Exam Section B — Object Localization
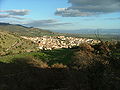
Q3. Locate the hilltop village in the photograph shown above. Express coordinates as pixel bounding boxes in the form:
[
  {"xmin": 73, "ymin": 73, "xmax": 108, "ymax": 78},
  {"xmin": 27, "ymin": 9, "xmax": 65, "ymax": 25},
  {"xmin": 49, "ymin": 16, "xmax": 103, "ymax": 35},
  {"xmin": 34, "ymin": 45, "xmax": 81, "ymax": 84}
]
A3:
[{"xmin": 21, "ymin": 36, "xmax": 100, "ymax": 50}]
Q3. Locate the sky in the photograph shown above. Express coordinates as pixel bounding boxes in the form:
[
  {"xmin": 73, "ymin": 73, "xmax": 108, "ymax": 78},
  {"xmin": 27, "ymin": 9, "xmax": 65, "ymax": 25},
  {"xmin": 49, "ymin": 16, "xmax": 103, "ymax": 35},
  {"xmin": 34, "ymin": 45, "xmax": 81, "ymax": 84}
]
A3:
[{"xmin": 0, "ymin": 0, "xmax": 120, "ymax": 30}]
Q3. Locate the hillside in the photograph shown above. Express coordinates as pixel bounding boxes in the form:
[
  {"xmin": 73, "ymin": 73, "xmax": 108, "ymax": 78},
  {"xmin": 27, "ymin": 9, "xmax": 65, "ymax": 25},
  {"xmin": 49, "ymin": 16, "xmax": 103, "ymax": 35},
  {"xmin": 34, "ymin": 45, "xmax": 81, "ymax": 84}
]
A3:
[
  {"xmin": 0, "ymin": 31, "xmax": 38, "ymax": 55},
  {"xmin": 0, "ymin": 23, "xmax": 54, "ymax": 37},
  {"xmin": 0, "ymin": 41, "xmax": 120, "ymax": 90},
  {"xmin": 0, "ymin": 23, "xmax": 119, "ymax": 41},
  {"xmin": 0, "ymin": 27, "xmax": 120, "ymax": 90}
]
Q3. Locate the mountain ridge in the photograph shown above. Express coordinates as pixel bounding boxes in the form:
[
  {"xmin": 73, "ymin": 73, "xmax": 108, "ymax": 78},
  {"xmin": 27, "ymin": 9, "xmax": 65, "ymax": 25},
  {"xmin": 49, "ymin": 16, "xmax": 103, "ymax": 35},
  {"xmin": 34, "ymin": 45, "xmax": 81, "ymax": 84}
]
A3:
[{"xmin": 0, "ymin": 22, "xmax": 54, "ymax": 37}]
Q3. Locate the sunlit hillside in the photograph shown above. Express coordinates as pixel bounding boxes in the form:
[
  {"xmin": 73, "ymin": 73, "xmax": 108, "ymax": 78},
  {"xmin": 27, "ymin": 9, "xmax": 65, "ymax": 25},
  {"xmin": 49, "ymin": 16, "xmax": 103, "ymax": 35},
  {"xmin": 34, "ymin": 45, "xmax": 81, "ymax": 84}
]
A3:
[{"xmin": 0, "ymin": 31, "xmax": 38, "ymax": 55}]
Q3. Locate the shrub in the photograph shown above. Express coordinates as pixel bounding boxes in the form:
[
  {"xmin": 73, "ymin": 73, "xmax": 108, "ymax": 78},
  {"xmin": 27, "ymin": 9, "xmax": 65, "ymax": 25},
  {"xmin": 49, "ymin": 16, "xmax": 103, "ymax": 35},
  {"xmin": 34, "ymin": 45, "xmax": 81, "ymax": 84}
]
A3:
[
  {"xmin": 79, "ymin": 43, "xmax": 94, "ymax": 52},
  {"xmin": 93, "ymin": 42, "xmax": 110, "ymax": 55},
  {"xmin": 51, "ymin": 63, "xmax": 67, "ymax": 68},
  {"xmin": 13, "ymin": 56, "xmax": 49, "ymax": 68},
  {"xmin": 71, "ymin": 50, "xmax": 95, "ymax": 69}
]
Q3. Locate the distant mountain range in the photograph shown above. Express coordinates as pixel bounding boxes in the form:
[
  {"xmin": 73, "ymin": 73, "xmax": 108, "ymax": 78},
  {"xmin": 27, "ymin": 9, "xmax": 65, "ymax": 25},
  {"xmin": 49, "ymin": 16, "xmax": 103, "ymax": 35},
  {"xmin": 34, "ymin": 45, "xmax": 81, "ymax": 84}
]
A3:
[
  {"xmin": 52, "ymin": 29, "xmax": 120, "ymax": 35},
  {"xmin": 1, "ymin": 22, "xmax": 119, "ymax": 36},
  {"xmin": 0, "ymin": 22, "xmax": 54, "ymax": 37},
  {"xmin": 0, "ymin": 22, "xmax": 119, "ymax": 41}
]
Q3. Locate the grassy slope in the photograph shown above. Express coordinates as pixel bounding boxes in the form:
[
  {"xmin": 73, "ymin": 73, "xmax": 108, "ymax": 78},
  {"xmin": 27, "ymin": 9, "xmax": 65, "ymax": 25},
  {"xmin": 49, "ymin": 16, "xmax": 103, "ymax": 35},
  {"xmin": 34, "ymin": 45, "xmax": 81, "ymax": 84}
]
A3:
[
  {"xmin": 0, "ymin": 31, "xmax": 38, "ymax": 55},
  {"xmin": 0, "ymin": 48, "xmax": 73, "ymax": 65}
]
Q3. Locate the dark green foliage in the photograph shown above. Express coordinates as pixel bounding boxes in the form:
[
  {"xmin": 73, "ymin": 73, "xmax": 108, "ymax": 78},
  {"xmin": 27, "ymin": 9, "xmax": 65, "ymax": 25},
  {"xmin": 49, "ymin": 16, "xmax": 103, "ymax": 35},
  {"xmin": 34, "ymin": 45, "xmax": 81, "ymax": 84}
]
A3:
[{"xmin": 34, "ymin": 49, "xmax": 73, "ymax": 65}]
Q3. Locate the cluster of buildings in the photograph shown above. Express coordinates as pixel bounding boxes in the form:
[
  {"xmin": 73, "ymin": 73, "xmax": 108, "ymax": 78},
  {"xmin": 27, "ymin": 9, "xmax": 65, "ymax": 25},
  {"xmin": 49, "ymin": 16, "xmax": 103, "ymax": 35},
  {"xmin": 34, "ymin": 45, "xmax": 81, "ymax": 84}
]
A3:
[{"xmin": 21, "ymin": 36, "xmax": 100, "ymax": 50}]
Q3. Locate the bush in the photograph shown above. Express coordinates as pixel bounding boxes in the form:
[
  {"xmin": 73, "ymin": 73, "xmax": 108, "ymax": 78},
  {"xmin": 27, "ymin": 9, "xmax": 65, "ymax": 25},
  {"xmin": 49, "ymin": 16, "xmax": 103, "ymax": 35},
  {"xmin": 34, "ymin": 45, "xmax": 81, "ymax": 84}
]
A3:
[
  {"xmin": 51, "ymin": 63, "xmax": 67, "ymax": 68},
  {"xmin": 13, "ymin": 56, "xmax": 49, "ymax": 68},
  {"xmin": 71, "ymin": 50, "xmax": 95, "ymax": 69},
  {"xmin": 93, "ymin": 42, "xmax": 110, "ymax": 55},
  {"xmin": 70, "ymin": 42, "xmax": 109, "ymax": 69},
  {"xmin": 79, "ymin": 43, "xmax": 94, "ymax": 52}
]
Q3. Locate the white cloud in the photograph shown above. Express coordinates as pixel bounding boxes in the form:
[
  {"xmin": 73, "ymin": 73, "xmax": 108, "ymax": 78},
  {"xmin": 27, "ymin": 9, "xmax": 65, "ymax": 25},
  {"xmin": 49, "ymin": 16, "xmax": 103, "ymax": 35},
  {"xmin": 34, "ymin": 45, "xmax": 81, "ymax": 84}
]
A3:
[
  {"xmin": 24, "ymin": 19, "xmax": 72, "ymax": 27},
  {"xmin": 55, "ymin": 0, "xmax": 120, "ymax": 17},
  {"xmin": 0, "ymin": 14, "xmax": 25, "ymax": 20},
  {"xmin": 0, "ymin": 9, "xmax": 30, "ymax": 20},
  {"xmin": 55, "ymin": 8, "xmax": 95, "ymax": 17},
  {"xmin": 0, "ymin": 9, "xmax": 29, "ymax": 16}
]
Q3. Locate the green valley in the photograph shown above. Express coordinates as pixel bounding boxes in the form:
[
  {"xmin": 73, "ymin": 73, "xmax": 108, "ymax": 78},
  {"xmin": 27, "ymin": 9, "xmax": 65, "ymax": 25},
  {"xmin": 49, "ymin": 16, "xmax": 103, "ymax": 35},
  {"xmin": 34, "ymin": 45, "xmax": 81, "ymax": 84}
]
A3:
[{"xmin": 0, "ymin": 23, "xmax": 120, "ymax": 90}]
